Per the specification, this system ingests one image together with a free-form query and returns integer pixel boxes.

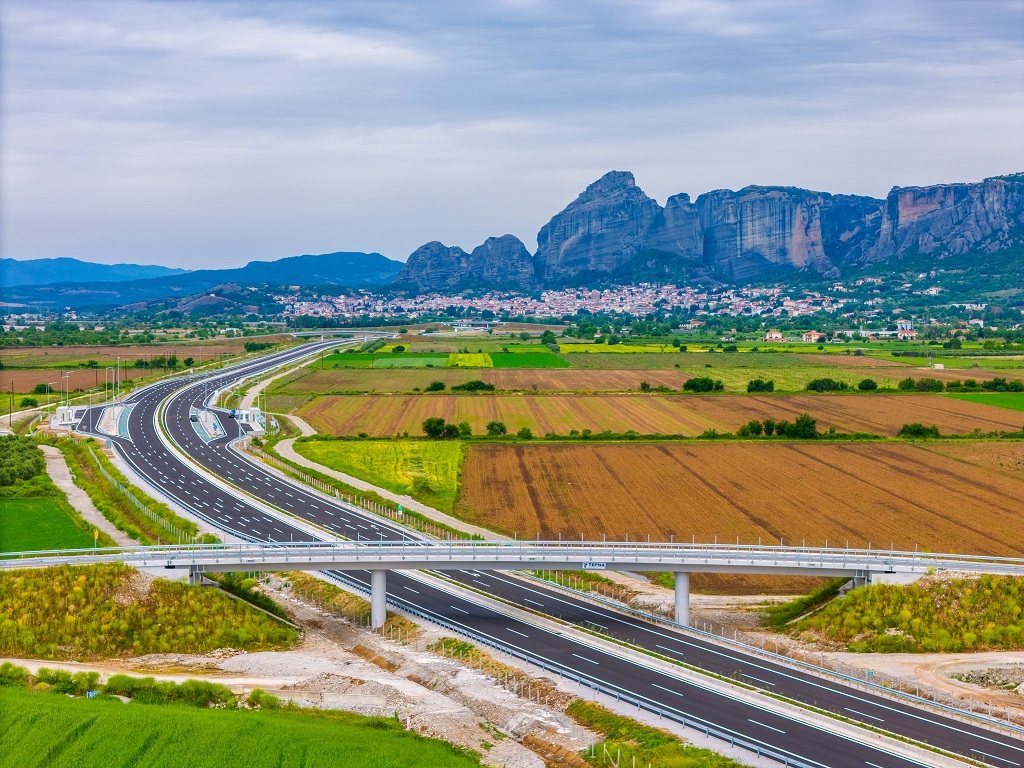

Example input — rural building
[801,331,825,343]
[764,330,784,342]
[897,329,918,340]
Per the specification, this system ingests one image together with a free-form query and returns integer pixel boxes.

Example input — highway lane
[79,346,1018,766]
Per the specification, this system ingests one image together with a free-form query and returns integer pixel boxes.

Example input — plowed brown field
[456,442,1024,592]
[1,366,153,393]
[297,394,1023,437]
[277,368,695,394]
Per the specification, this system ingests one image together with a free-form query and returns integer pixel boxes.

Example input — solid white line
[506,628,529,638]
[572,653,599,665]
[971,749,1020,766]
[652,683,683,697]
[450,605,469,614]
[748,718,785,734]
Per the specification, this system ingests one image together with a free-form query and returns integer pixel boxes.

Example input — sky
[3,0,1023,269]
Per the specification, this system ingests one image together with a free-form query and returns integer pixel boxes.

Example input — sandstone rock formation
[395,235,535,291]
[393,171,1023,291]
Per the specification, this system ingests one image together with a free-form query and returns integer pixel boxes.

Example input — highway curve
[79,342,1022,767]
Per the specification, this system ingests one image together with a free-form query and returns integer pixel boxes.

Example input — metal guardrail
[5,540,1024,576]
[513,572,1024,739]
[322,570,821,768]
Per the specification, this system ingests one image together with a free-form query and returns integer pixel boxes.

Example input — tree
[897,377,916,391]
[457,421,472,437]
[683,376,716,392]
[899,423,940,438]
[517,427,533,439]
[486,421,507,436]
[520,331,531,341]
[183,357,195,368]
[425,381,446,392]
[790,413,819,439]
[32,383,52,395]
[392,345,406,353]
[639,381,651,392]
[746,378,775,393]
[422,417,447,439]
[857,378,878,391]
[443,423,461,439]
[762,418,776,436]
[541,330,556,345]
[806,378,848,392]
[19,397,38,408]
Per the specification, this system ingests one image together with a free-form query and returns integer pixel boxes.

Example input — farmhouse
[897,329,918,340]
[764,330,785,342]
[801,331,825,343]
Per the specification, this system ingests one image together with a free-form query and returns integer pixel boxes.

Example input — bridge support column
[674,572,690,626]
[371,570,387,630]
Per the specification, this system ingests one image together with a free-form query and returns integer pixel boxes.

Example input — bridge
[7,540,1024,629]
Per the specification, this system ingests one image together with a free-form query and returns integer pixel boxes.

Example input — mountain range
[1,252,402,310]
[395,171,1024,291]
[0,257,186,287]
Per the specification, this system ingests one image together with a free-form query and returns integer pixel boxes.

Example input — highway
[78,342,1021,766]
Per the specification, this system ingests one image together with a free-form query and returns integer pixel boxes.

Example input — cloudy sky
[3,0,1022,269]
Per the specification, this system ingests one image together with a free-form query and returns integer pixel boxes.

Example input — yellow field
[448,353,492,368]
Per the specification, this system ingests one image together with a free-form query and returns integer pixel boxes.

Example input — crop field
[920,442,1024,481]
[456,442,1024,592]
[1,365,154,394]
[489,352,569,368]
[0,498,94,552]
[0,685,480,768]
[296,393,1024,437]
[292,439,463,513]
[0,340,257,368]
[947,392,1024,413]
[273,368,695,394]
[448,353,492,368]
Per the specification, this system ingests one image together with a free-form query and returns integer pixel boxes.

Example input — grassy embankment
[291,437,464,514]
[0,665,480,768]
[0,564,297,659]
[790,574,1024,652]
[0,434,115,552]
[58,438,217,545]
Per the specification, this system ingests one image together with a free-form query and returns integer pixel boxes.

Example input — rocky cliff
[395,235,535,291]
[393,171,1023,291]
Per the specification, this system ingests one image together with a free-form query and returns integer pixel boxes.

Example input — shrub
[723,344,738,352]
[897,377,916,391]
[486,421,507,436]
[762,418,776,436]
[683,376,722,392]
[422,417,447,439]
[425,381,445,392]
[517,427,533,440]
[19,397,38,408]
[451,380,494,393]
[245,688,282,710]
[457,421,472,437]
[0,435,46,486]
[639,381,651,392]
[392,345,406,353]
[32,383,52,395]
[899,423,940,438]
[857,378,878,391]
[746,378,774,393]
[914,377,945,393]
[737,420,764,437]
[806,378,848,392]
[183,357,194,367]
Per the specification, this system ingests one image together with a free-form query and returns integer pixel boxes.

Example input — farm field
[947,391,1024,413]
[0,340,262,367]
[1,365,155,394]
[455,442,1024,593]
[292,439,463,513]
[295,393,1024,437]
[0,498,94,552]
[0,685,480,768]
[273,368,695,394]
[489,352,570,368]
[919,441,1024,481]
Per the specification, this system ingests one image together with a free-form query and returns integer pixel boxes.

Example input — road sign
[582,561,607,569]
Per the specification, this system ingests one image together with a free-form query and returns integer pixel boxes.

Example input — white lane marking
[572,653,599,665]
[506,628,529,638]
[971,750,1020,766]
[866,762,886,768]
[524,598,545,607]
[844,708,884,722]
[748,719,785,734]
[743,674,775,688]
[651,683,683,697]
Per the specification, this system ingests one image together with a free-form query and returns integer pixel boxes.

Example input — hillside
[0,257,186,287]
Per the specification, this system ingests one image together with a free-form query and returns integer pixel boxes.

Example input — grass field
[0,685,479,768]
[0,498,94,552]
[489,351,569,368]
[947,391,1024,413]
[296,393,1024,437]
[456,442,1024,593]
[292,438,464,513]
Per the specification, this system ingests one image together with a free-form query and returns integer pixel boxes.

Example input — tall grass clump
[795,574,1024,652]
[0,564,297,659]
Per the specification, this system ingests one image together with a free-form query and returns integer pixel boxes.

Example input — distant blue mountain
[1,257,187,287]
[2,251,404,309]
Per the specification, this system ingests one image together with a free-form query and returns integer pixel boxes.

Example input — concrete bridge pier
[674,572,690,626]
[370,570,387,629]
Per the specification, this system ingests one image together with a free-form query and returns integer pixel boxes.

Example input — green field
[293,438,464,513]
[489,352,569,368]
[0,497,94,553]
[946,392,1024,413]
[0,685,479,768]
[372,356,449,368]
[447,353,492,368]
[320,352,449,369]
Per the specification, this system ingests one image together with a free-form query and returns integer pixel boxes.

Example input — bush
[0,435,46,486]
[857,378,878,391]
[897,377,916,391]
[806,378,848,392]
[723,344,738,352]
[516,427,533,440]
[746,378,774,393]
[422,417,447,439]
[19,397,38,408]
[244,341,272,354]
[450,380,494,393]
[425,381,445,392]
[683,376,722,392]
[914,377,945,393]
[762,418,776,436]
[32,384,52,395]
[639,381,651,392]
[392,345,406,353]
[245,688,282,710]
[457,421,472,438]
[898,423,940,438]
[737,420,764,437]
[485,421,507,436]
[982,377,1024,392]
[183,357,194,367]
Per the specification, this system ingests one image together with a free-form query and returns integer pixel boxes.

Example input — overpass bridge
[7,540,1024,628]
